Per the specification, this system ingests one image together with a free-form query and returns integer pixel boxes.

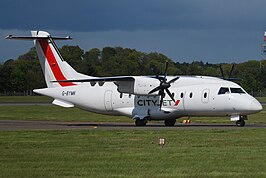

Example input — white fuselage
[34,75,262,121]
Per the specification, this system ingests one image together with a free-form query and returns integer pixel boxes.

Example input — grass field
[257,97,266,103]
[0,129,266,177]
[0,105,131,122]
[0,96,53,103]
[0,96,266,177]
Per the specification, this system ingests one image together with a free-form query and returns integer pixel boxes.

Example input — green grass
[256,97,266,103]
[0,105,131,122]
[0,96,53,103]
[0,129,265,177]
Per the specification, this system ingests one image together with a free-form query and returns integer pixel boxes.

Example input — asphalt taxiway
[0,120,266,131]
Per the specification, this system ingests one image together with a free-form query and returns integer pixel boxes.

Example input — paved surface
[0,120,266,131]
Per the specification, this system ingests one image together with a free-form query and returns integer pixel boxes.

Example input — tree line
[0,45,265,95]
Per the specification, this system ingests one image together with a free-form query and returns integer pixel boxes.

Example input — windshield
[230,88,246,94]
[218,87,230,95]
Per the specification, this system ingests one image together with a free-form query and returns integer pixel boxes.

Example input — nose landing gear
[235,115,247,127]
[236,120,245,127]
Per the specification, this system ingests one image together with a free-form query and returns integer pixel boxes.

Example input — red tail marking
[39,40,75,87]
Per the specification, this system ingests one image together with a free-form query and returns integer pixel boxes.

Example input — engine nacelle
[115,76,160,95]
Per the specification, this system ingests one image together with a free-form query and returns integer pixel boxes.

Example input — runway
[0,120,266,131]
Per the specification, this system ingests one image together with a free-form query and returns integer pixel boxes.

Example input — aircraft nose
[250,100,263,112]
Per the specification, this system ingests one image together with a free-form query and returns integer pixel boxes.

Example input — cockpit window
[230,88,245,94]
[218,87,229,95]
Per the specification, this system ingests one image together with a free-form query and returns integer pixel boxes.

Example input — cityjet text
[137,99,173,106]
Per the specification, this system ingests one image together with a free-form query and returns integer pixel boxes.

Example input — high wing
[52,76,161,96]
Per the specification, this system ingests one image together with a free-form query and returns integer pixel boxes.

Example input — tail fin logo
[39,39,75,87]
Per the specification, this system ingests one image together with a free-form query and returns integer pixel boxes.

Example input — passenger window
[204,92,207,98]
[189,92,193,98]
[218,87,229,95]
[180,93,184,98]
[230,88,245,94]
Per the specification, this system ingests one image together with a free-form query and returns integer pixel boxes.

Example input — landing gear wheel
[236,120,245,127]
[135,119,147,126]
[164,119,176,126]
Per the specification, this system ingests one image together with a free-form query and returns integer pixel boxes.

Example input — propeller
[228,63,235,79]
[148,62,179,109]
[219,63,241,81]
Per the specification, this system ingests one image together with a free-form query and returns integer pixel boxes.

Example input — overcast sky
[1,0,266,63]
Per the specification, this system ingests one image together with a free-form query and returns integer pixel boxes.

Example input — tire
[236,120,245,127]
[164,119,176,126]
[135,119,146,126]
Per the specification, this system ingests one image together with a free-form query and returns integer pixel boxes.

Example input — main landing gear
[164,119,176,126]
[135,118,147,126]
[134,118,176,126]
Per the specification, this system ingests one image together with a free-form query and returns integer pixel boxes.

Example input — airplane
[6,31,263,127]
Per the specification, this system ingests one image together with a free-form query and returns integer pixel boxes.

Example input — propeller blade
[219,65,225,79]
[166,88,175,103]
[164,61,169,78]
[148,86,161,94]
[168,77,180,84]
[228,63,235,79]
[159,92,165,109]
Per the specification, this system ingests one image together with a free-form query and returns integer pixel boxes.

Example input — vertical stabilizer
[31,31,88,87]
[6,31,90,88]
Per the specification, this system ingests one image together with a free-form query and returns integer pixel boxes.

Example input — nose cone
[250,99,263,112]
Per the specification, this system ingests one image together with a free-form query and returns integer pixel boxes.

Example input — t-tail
[6,31,89,88]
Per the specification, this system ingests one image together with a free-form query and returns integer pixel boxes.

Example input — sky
[1,0,266,64]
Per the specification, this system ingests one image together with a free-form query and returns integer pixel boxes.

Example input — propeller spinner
[148,62,179,109]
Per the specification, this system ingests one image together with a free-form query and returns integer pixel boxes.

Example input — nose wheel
[236,120,245,127]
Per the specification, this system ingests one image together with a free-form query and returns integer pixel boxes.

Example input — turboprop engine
[115,77,160,95]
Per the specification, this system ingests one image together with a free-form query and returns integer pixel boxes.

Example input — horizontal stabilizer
[52,99,74,108]
[5,35,72,40]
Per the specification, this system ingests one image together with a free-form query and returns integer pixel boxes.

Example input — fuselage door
[104,90,113,111]
[201,89,210,103]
